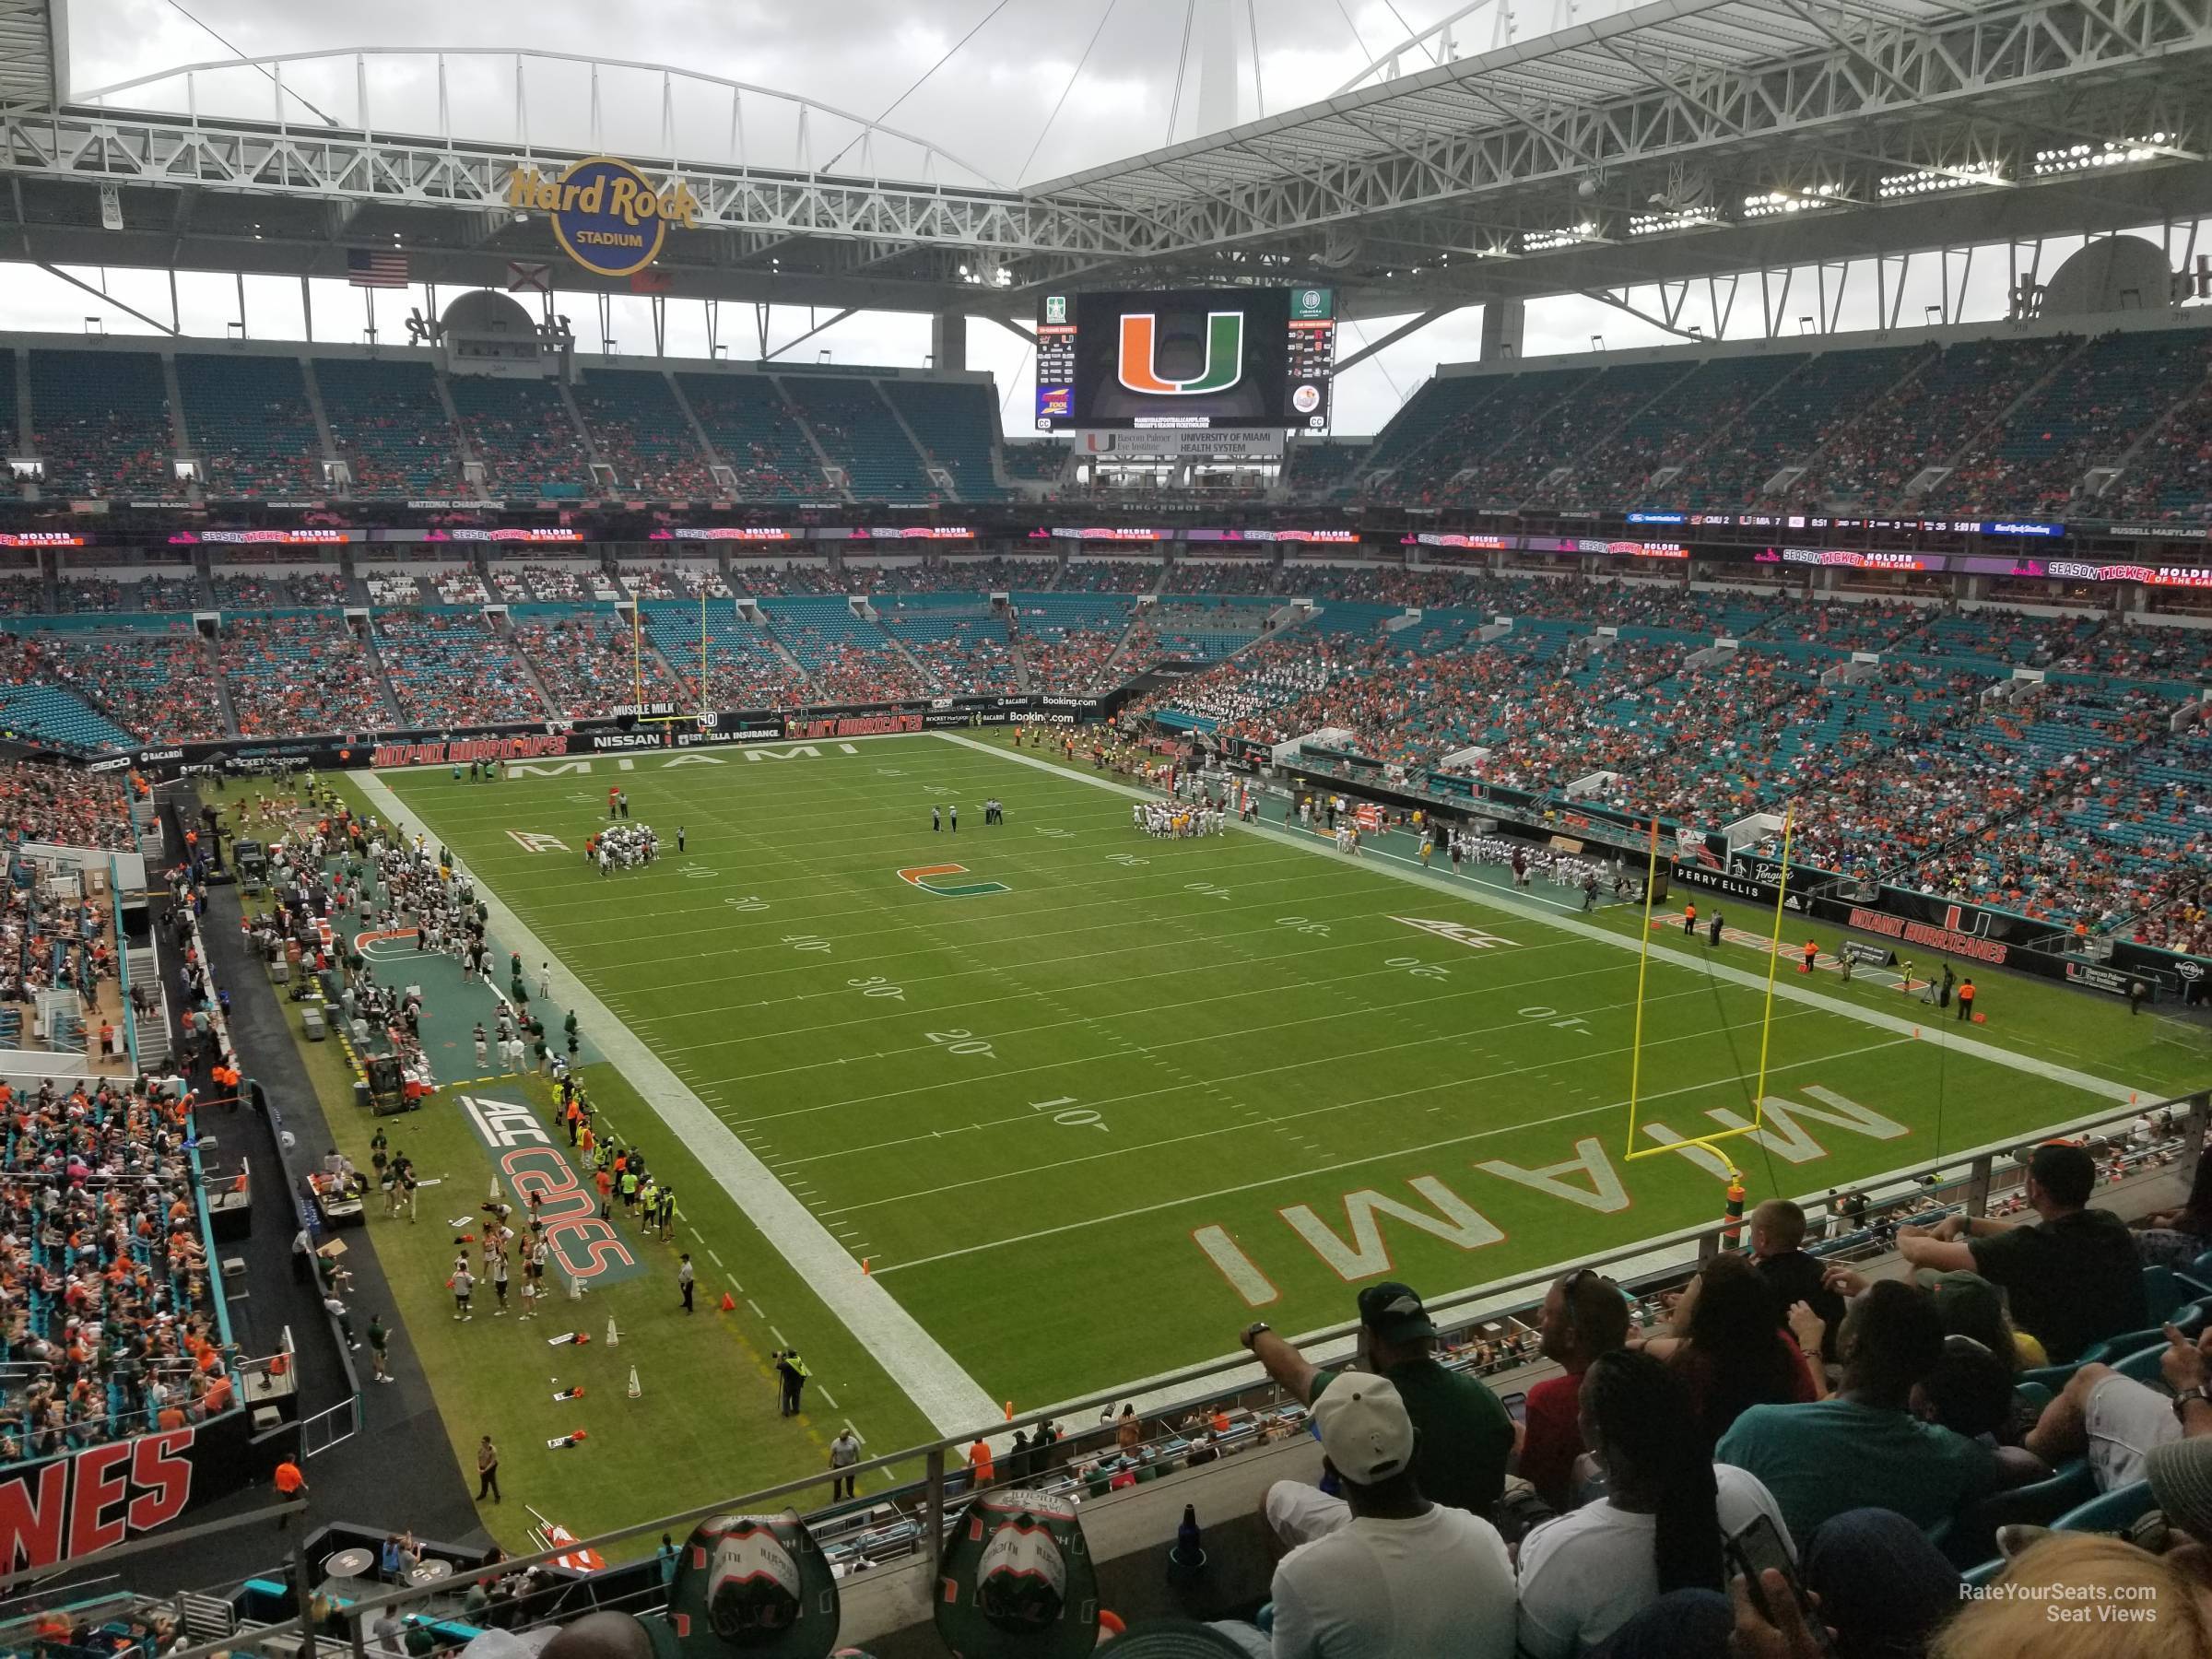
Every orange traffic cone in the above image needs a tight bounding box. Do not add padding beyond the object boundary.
[861,1257,872,1277]
[1004,1400,1015,1421]
[720,1291,735,1312]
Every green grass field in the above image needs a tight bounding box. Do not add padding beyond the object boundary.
[335,728,2197,1434]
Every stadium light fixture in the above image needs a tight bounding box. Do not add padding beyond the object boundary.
[2031,136,2170,176]
[1877,160,2005,198]
[1523,220,1598,253]
[1628,206,1724,238]
[1741,183,1841,219]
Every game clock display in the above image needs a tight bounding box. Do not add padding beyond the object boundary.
[1035,287,1335,431]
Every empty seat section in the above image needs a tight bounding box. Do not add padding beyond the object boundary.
[674,373,818,500]
[573,370,715,497]
[782,378,935,500]
[177,354,322,498]
[29,350,173,498]
[319,359,463,499]
[878,381,1006,499]
[446,377,592,496]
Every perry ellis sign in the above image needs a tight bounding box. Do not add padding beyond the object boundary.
[507,156,700,279]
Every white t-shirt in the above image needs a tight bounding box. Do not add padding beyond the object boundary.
[1514,1465,1794,1659]
[1269,1502,1515,1659]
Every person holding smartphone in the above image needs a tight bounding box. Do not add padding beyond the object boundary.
[1515,1349,1795,1658]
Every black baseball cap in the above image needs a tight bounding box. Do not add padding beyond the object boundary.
[2028,1142,2095,1207]
[1357,1282,1438,1343]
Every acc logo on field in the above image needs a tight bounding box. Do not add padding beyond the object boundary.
[508,156,700,279]
[898,864,1009,899]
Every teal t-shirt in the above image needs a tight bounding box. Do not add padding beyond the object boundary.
[1716,1398,1998,1539]
[1313,1358,1513,1518]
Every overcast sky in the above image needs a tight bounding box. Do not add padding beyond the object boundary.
[9,0,2200,437]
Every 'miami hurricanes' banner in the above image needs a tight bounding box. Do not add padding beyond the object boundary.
[507,156,700,278]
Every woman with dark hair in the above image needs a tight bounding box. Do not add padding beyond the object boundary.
[2134,1147,2212,1269]
[1652,1253,1819,1441]
[1514,1348,1795,1657]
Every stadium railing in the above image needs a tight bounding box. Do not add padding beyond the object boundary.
[122,1083,2210,1659]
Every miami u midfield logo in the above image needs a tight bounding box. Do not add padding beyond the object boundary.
[1118,311,1244,395]
[899,864,1008,898]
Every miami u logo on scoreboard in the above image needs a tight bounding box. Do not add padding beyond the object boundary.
[1118,311,1244,395]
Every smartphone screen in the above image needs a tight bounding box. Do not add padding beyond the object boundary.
[1728,1514,1832,1654]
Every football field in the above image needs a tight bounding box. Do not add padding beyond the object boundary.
[361,731,2182,1416]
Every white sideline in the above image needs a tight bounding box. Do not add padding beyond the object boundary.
[354,769,1001,1438]
[930,732,2148,1105]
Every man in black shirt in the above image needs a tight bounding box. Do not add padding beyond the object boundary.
[1748,1199,1846,1360]
[1897,1142,2147,1363]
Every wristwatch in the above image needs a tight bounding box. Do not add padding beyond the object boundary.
[1241,1321,1273,1350]
[2174,1385,2209,1420]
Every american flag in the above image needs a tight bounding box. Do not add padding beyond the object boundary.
[347,248,409,288]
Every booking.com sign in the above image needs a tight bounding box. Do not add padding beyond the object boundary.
[507,156,700,279]
[1118,311,1244,395]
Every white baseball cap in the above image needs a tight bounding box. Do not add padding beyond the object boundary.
[1312,1371,1415,1485]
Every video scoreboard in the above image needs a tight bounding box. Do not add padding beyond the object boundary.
[1035,287,1336,432]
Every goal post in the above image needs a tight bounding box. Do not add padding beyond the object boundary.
[1621,810,1797,1171]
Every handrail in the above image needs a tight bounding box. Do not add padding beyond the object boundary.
[110,854,139,1076]
[133,1081,2210,1659]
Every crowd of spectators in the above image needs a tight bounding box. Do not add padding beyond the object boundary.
[804,641,929,704]
[1021,626,1129,694]
[1127,634,1337,728]
[881,610,1020,696]
[1060,559,1164,594]
[858,556,1058,594]
[372,613,547,727]
[218,614,390,736]
[0,761,135,852]
[511,614,685,718]
[0,1075,235,1461]
[1163,559,1277,595]
[5,629,229,744]
[1189,1160,2212,1659]
[726,560,840,596]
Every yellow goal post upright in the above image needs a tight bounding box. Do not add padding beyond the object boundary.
[1620,808,1798,1175]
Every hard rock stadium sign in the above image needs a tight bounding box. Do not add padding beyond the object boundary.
[505,156,700,279]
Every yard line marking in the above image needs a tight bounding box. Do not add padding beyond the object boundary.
[707,1250,725,1268]
[726,976,1748,1137]
[688,943,1600,1080]
[818,1387,839,1409]
[872,1037,1914,1275]
[843,1419,865,1444]
[355,769,1000,1439]
[747,1299,764,1318]
[931,730,2147,1104]
[770,1325,788,1346]
[650,917,1575,1046]
[820,1003,1833,1206]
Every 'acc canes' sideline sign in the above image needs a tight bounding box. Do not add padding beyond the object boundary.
[0,1412,269,1571]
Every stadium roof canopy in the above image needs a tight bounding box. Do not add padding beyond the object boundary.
[1,0,2208,321]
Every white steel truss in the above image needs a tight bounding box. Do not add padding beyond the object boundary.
[0,0,2205,314]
